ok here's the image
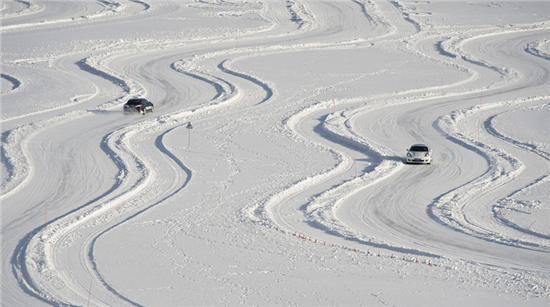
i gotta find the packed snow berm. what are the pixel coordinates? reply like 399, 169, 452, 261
2, 0, 550, 306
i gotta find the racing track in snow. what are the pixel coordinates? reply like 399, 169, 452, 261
344, 29, 550, 268
4, 1, 377, 305
2, 1, 550, 306
264, 0, 550, 275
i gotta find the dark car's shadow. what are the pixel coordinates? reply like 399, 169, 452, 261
88, 110, 122, 115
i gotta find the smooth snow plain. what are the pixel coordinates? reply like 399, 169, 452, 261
1, 0, 550, 306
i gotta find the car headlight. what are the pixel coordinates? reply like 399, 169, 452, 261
407, 153, 412, 157
425, 153, 430, 157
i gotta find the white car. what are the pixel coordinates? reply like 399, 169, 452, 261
406, 144, 432, 164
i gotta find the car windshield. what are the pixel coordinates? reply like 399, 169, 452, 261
410, 146, 428, 152
127, 99, 144, 105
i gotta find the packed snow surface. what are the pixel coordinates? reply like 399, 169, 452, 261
2, 0, 550, 306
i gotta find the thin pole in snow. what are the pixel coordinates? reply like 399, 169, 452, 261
87, 279, 93, 307
519, 220, 536, 239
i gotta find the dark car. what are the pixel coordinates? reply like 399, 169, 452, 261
123, 98, 154, 115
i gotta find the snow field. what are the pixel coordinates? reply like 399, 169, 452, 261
2, 1, 550, 306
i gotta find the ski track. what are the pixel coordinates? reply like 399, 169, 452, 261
2, 0, 550, 305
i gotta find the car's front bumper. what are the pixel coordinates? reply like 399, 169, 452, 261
406, 158, 431, 164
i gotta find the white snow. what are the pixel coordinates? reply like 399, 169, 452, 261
2, 0, 550, 306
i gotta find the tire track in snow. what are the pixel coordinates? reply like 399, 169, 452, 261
84, 127, 193, 307
20, 121, 156, 305
0, 51, 133, 199
10, 1, 549, 304
12, 1, 308, 304
75, 54, 250, 304
427, 97, 550, 270
255, 1, 550, 272
248, 0, 421, 249
353, 31, 550, 269
244, 1, 431, 250
261, 102, 443, 258
76, 1, 398, 301
15, 56, 241, 305
245, 1, 418, 244
423, 27, 550, 257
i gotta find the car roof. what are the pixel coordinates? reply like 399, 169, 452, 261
126, 98, 148, 105
411, 144, 429, 147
